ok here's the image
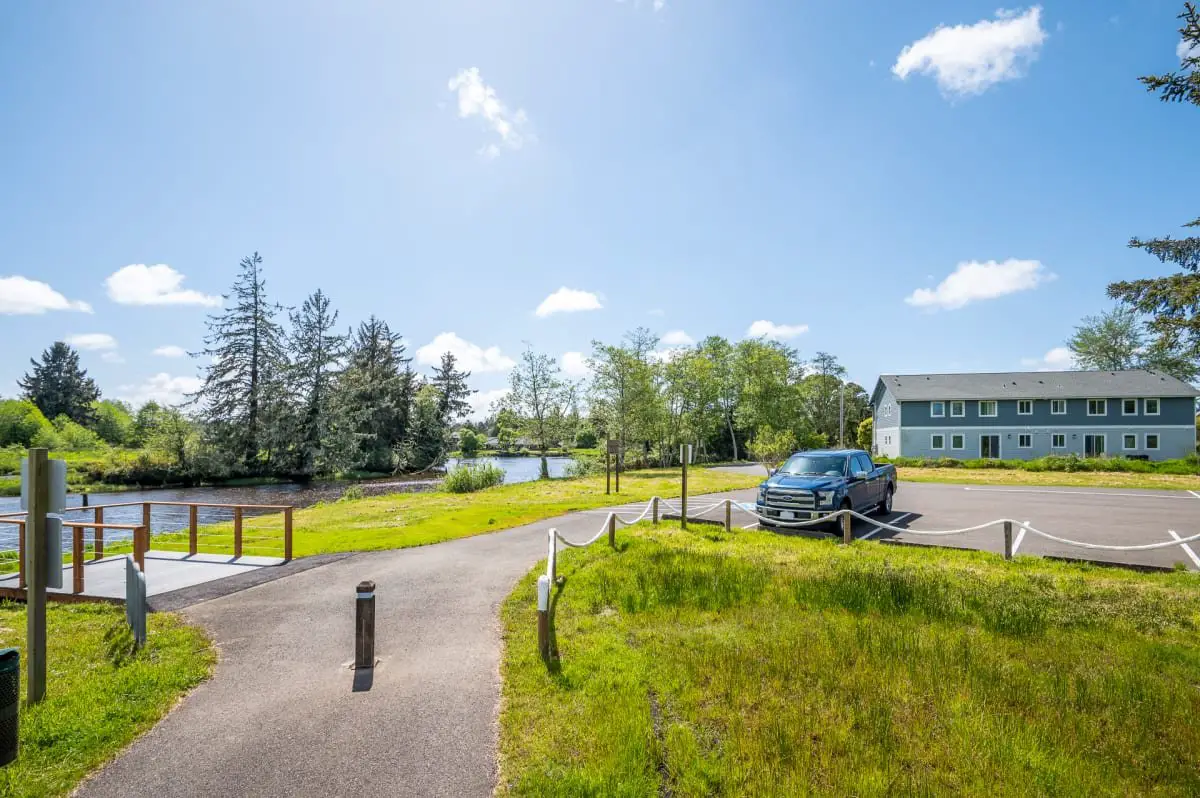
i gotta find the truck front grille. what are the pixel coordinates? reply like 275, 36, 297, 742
764, 489, 816, 510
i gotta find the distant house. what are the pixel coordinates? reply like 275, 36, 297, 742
871, 370, 1199, 461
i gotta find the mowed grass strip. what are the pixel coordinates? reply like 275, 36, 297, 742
896, 466, 1200, 491
498, 525, 1200, 796
146, 468, 762, 558
0, 603, 214, 797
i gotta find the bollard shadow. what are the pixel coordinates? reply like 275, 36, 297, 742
541, 578, 566, 676
352, 665, 374, 693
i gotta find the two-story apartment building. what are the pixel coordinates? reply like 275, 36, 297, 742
871, 370, 1199, 461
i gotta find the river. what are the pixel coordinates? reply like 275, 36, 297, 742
0, 455, 574, 548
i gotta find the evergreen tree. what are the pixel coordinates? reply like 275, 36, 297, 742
19, 342, 101, 426
286, 290, 351, 476
403, 383, 447, 471
193, 252, 288, 473
430, 351, 474, 427
1108, 4, 1200, 371
341, 316, 414, 472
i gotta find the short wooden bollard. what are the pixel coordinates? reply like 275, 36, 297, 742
652, 497, 659, 526
725, 499, 732, 533
233, 507, 243, 559
188, 505, 198, 557
93, 506, 104, 560
536, 574, 551, 661
607, 514, 616, 548
1003, 521, 1013, 560
355, 580, 376, 669
72, 527, 84, 594
842, 511, 852, 544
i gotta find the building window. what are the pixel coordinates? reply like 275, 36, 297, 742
931, 434, 945, 450
950, 401, 965, 417
1122, 398, 1137, 415
1123, 434, 1137, 450
978, 400, 998, 417
1050, 399, 1067, 415
1087, 399, 1107, 416
1051, 433, 1066, 449
1145, 433, 1160, 450
930, 401, 945, 418
1017, 399, 1033, 415
951, 434, 965, 450
1144, 398, 1160, 416
1018, 434, 1032, 448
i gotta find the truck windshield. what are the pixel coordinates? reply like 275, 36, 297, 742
777, 455, 847, 477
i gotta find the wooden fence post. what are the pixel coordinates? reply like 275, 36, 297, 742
134, 526, 146, 571
72, 527, 84, 594
233, 507, 243, 558
93, 506, 104, 560
17, 521, 25, 589
842, 511, 852, 544
1003, 521, 1013, 561
283, 507, 293, 561
536, 575, 551, 661
680, 445, 689, 531
26, 448, 49, 705
652, 497, 659, 526
188, 505, 198, 556
608, 513, 616, 548
141, 502, 151, 545
725, 499, 732, 533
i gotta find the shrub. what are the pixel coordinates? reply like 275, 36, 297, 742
0, 399, 54, 447
443, 463, 505, 493
564, 453, 604, 478
459, 429, 481, 458
52, 415, 104, 451
574, 427, 599, 449
339, 484, 365, 502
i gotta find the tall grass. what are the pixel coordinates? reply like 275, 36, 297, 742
442, 462, 506, 493
499, 526, 1200, 796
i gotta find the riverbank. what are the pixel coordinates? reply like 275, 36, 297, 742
0, 603, 213, 798
498, 522, 1200, 794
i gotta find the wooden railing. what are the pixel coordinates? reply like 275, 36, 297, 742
0, 500, 294, 596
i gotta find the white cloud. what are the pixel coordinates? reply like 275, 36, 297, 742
654, 0, 665, 10
447, 67, 532, 156
647, 308, 665, 317
117, 373, 202, 407
746, 320, 809, 341
661, 330, 694, 347
1180, 38, 1199, 62
561, 351, 592, 379
0, 276, 92, 315
905, 258, 1054, 311
65, 333, 117, 351
105, 264, 222, 307
153, 345, 188, 358
101, 351, 125, 364
468, 388, 509, 421
535, 287, 603, 317
1021, 346, 1075, 371
892, 6, 1047, 97
415, 332, 515, 373
649, 347, 688, 364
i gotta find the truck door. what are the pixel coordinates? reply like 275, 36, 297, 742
848, 454, 873, 510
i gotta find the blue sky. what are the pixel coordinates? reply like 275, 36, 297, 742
1, 1, 1196, 416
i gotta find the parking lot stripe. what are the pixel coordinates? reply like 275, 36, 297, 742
860, 512, 913, 541
1167, 530, 1200, 569
1013, 521, 1029, 555
963, 487, 1198, 501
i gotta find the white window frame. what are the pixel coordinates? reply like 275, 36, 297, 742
930, 401, 945, 418
950, 400, 965, 418
980, 434, 1002, 459
1144, 398, 1160, 416
951, 434, 965, 450
1050, 399, 1067, 415
930, 433, 945, 451
1122, 398, 1138, 416
978, 400, 998, 418
1017, 399, 1033, 416
1145, 433, 1160, 450
1084, 433, 1107, 457
1087, 399, 1107, 417
1017, 433, 1032, 449
1051, 433, 1066, 449
1123, 433, 1137, 451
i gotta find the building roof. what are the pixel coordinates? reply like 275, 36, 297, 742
874, 370, 1200, 402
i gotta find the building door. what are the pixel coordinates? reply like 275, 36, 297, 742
980, 435, 1001, 459
1084, 434, 1106, 457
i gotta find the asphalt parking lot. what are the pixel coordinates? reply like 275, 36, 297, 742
597, 479, 1200, 571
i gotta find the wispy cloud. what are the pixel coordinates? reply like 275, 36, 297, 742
1021, 346, 1075, 371
469, 388, 509, 421
153, 345, 188, 358
415, 332, 515, 373
65, 333, 117, 351
746, 320, 809, 341
0, 276, 92, 315
105, 264, 221, 307
535, 287, 603, 317
561, 351, 592, 379
893, 6, 1047, 97
117, 373, 202, 407
447, 67, 533, 157
660, 330, 694, 347
906, 259, 1054, 311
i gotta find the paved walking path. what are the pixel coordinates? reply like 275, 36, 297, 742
77, 486, 755, 798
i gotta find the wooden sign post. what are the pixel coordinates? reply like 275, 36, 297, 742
24, 449, 48, 706
606, 439, 621, 494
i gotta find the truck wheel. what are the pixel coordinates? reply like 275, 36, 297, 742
877, 485, 894, 515
830, 499, 852, 534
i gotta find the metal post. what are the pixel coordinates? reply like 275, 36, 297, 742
725, 499, 732, 533
81, 492, 88, 508
680, 445, 689, 530
652, 497, 659, 526
25, 448, 48, 705
355, 580, 376, 669
1003, 521, 1013, 561
536, 575, 551, 661
283, 507, 294, 561
841, 510, 852, 544
607, 513, 616, 548
839, 384, 845, 448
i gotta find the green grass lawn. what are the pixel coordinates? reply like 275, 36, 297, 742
896, 466, 1200, 491
144, 468, 763, 559
498, 523, 1200, 796
0, 603, 213, 797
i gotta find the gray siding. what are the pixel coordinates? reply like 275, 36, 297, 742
872, 385, 901, 457
899, 426, 1195, 461
902, 397, 1194, 427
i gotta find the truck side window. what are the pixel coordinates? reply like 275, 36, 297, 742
852, 454, 870, 475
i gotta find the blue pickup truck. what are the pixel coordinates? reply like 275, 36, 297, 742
755, 449, 896, 530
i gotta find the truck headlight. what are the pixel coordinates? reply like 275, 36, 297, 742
817, 491, 836, 506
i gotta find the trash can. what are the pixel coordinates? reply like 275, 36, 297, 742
0, 647, 17, 766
